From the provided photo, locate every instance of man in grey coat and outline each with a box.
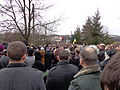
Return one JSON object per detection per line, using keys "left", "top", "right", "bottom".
{"left": 0, "top": 41, "right": 46, "bottom": 90}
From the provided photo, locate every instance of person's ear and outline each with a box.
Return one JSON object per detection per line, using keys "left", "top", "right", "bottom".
{"left": 57, "top": 56, "right": 60, "bottom": 61}
{"left": 104, "top": 85, "right": 109, "bottom": 90}
{"left": 6, "top": 53, "right": 8, "bottom": 56}
{"left": 80, "top": 58, "right": 84, "bottom": 66}
{"left": 22, "top": 54, "right": 27, "bottom": 62}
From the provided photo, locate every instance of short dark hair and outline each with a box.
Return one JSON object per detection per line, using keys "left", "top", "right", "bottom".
{"left": 7, "top": 41, "right": 27, "bottom": 61}
{"left": 27, "top": 48, "right": 34, "bottom": 56}
{"left": 80, "top": 47, "right": 98, "bottom": 65}
{"left": 59, "top": 50, "right": 69, "bottom": 60}
{"left": 100, "top": 51, "right": 120, "bottom": 90}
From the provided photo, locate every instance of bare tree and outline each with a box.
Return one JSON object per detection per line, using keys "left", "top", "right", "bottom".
{"left": 0, "top": 0, "right": 61, "bottom": 44}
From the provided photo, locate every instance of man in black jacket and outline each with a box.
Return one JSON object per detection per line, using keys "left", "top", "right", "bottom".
{"left": 0, "top": 41, "right": 46, "bottom": 90}
{"left": 46, "top": 49, "right": 78, "bottom": 90}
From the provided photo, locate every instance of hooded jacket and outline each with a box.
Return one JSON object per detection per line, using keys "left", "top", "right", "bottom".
{"left": 68, "top": 64, "right": 102, "bottom": 90}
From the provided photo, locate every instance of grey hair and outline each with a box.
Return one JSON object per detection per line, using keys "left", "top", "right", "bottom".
{"left": 89, "top": 45, "right": 99, "bottom": 55}
{"left": 80, "top": 47, "right": 98, "bottom": 65}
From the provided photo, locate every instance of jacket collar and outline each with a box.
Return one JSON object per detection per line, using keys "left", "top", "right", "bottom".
{"left": 7, "top": 63, "right": 26, "bottom": 68}
{"left": 57, "top": 60, "right": 69, "bottom": 65}
{"left": 74, "top": 64, "right": 100, "bottom": 78}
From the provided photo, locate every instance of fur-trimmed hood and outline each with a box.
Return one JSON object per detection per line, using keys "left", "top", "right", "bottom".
{"left": 74, "top": 64, "right": 100, "bottom": 78}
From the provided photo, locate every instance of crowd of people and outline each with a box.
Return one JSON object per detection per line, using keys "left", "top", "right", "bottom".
{"left": 0, "top": 41, "right": 120, "bottom": 90}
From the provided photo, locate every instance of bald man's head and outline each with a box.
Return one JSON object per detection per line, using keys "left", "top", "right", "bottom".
{"left": 80, "top": 47, "right": 98, "bottom": 65}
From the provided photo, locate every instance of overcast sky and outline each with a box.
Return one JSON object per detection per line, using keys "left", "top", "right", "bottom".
{"left": 0, "top": 0, "right": 120, "bottom": 35}
{"left": 45, "top": 0, "right": 120, "bottom": 35}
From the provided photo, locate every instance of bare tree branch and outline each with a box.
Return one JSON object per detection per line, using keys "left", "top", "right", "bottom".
{"left": 0, "top": 0, "right": 62, "bottom": 44}
{"left": 10, "top": 2, "right": 25, "bottom": 38}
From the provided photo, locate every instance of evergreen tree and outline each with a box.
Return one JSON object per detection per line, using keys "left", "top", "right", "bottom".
{"left": 72, "top": 10, "right": 112, "bottom": 45}
{"left": 70, "top": 26, "right": 82, "bottom": 44}
{"left": 70, "top": 34, "right": 75, "bottom": 44}
{"left": 91, "top": 10, "right": 104, "bottom": 44}
{"left": 81, "top": 17, "right": 93, "bottom": 44}
{"left": 75, "top": 26, "right": 82, "bottom": 44}
{"left": 81, "top": 10, "right": 112, "bottom": 45}
{"left": 101, "top": 32, "right": 113, "bottom": 44}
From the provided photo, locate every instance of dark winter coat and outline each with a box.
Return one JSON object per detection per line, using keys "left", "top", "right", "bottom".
{"left": 98, "top": 50, "right": 105, "bottom": 62}
{"left": 68, "top": 64, "right": 102, "bottom": 90}
{"left": 46, "top": 60, "right": 78, "bottom": 90}
{"left": 100, "top": 49, "right": 116, "bottom": 70}
{"left": 0, "top": 63, "right": 46, "bottom": 90}
{"left": 32, "top": 61, "right": 48, "bottom": 82}
{"left": 0, "top": 56, "right": 9, "bottom": 68}
{"left": 69, "top": 54, "right": 83, "bottom": 70}
{"left": 45, "top": 50, "right": 54, "bottom": 70}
